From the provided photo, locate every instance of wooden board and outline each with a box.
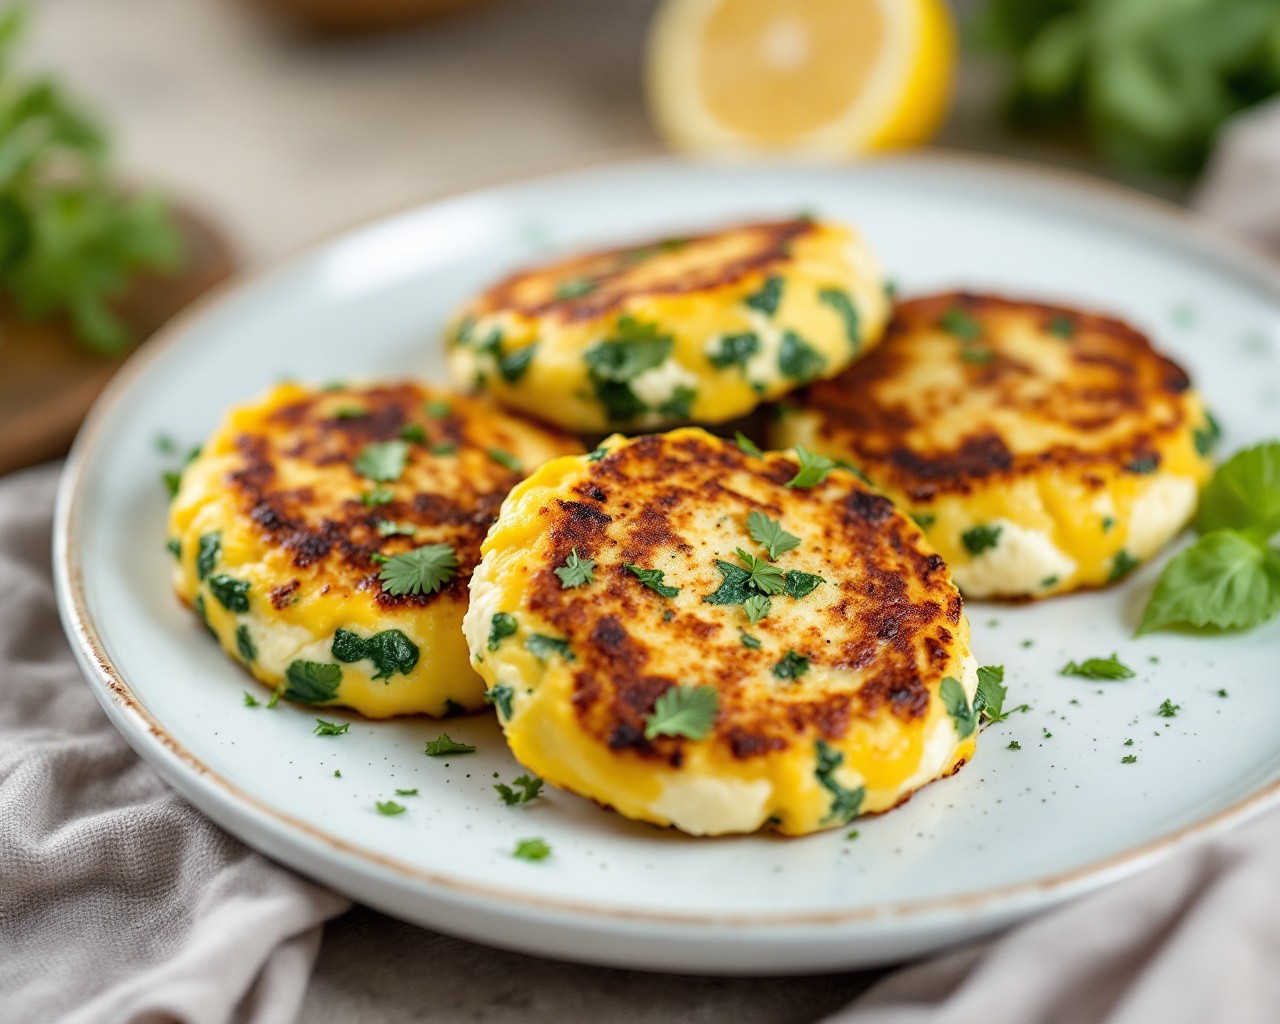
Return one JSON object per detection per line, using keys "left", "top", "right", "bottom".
{"left": 0, "top": 205, "right": 236, "bottom": 476}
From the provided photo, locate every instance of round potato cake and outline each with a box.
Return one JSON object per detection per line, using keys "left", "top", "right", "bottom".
{"left": 445, "top": 217, "right": 890, "bottom": 433}
{"left": 462, "top": 428, "right": 979, "bottom": 837}
{"left": 168, "top": 381, "right": 582, "bottom": 717}
{"left": 771, "top": 292, "right": 1217, "bottom": 599}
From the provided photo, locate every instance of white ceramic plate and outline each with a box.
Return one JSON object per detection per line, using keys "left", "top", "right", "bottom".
{"left": 56, "top": 154, "right": 1280, "bottom": 974}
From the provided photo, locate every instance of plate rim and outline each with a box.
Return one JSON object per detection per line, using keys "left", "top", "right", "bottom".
{"left": 53, "top": 148, "right": 1280, "bottom": 933}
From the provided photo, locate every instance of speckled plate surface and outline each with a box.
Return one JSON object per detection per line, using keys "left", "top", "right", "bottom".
{"left": 54, "top": 154, "right": 1280, "bottom": 974}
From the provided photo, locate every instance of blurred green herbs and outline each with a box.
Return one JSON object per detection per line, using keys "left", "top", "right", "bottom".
{"left": 971, "top": 0, "right": 1280, "bottom": 176}
{"left": 0, "top": 6, "right": 182, "bottom": 354}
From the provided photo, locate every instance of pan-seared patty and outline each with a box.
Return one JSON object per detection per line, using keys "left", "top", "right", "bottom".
{"left": 771, "top": 293, "right": 1217, "bottom": 599}
{"left": 167, "top": 381, "right": 582, "bottom": 717}
{"left": 462, "top": 428, "right": 978, "bottom": 836}
{"left": 446, "top": 217, "right": 890, "bottom": 433}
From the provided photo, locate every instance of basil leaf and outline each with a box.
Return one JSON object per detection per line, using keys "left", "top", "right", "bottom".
{"left": 1196, "top": 441, "right": 1280, "bottom": 540}
{"left": 1138, "top": 530, "right": 1280, "bottom": 635}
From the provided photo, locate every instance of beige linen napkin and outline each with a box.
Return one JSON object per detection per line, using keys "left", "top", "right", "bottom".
{"left": 1195, "top": 96, "right": 1280, "bottom": 249}
{"left": 0, "top": 465, "right": 348, "bottom": 1024}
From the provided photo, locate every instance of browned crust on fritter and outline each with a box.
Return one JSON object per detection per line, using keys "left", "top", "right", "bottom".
{"left": 461, "top": 218, "right": 816, "bottom": 323}
{"left": 522, "top": 431, "right": 963, "bottom": 763}
{"left": 224, "top": 383, "right": 576, "bottom": 610}
{"left": 797, "top": 292, "right": 1197, "bottom": 502}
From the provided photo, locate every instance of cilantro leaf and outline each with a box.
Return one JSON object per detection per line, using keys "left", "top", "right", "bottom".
{"left": 425, "top": 733, "right": 476, "bottom": 756}
{"left": 644, "top": 684, "right": 719, "bottom": 740}
{"left": 376, "top": 520, "right": 417, "bottom": 538}
{"left": 940, "top": 676, "right": 978, "bottom": 738}
{"left": 786, "top": 446, "right": 835, "bottom": 488}
{"left": 734, "top": 548, "right": 786, "bottom": 594}
{"left": 354, "top": 440, "right": 408, "bottom": 483}
{"left": 1138, "top": 530, "right": 1280, "bottom": 634}
{"left": 742, "top": 593, "right": 771, "bottom": 624}
{"left": 1061, "top": 653, "right": 1136, "bottom": 679}
{"left": 554, "top": 548, "right": 595, "bottom": 588}
{"left": 778, "top": 331, "right": 825, "bottom": 383}
{"left": 377, "top": 543, "right": 459, "bottom": 597}
{"left": 961, "top": 524, "right": 1002, "bottom": 555}
{"left": 495, "top": 773, "right": 544, "bottom": 805}
{"left": 783, "top": 570, "right": 824, "bottom": 598}
{"left": 772, "top": 649, "right": 810, "bottom": 680}
{"left": 734, "top": 431, "right": 763, "bottom": 458}
{"left": 748, "top": 510, "right": 800, "bottom": 560}
{"left": 331, "top": 627, "right": 420, "bottom": 680}
{"left": 313, "top": 718, "right": 349, "bottom": 736}
{"left": 243, "top": 691, "right": 259, "bottom": 707}
{"left": 360, "top": 487, "right": 394, "bottom": 507}
{"left": 513, "top": 837, "right": 551, "bottom": 861}
{"left": 818, "top": 287, "right": 860, "bottom": 349}
{"left": 744, "top": 275, "right": 783, "bottom": 316}
{"left": 625, "top": 563, "right": 680, "bottom": 598}
{"left": 1196, "top": 441, "right": 1280, "bottom": 540}
{"left": 207, "top": 573, "right": 250, "bottom": 613}
{"left": 814, "top": 740, "right": 864, "bottom": 824}
{"left": 525, "top": 633, "right": 573, "bottom": 662}
{"left": 484, "top": 684, "right": 514, "bottom": 720}
{"left": 375, "top": 800, "right": 406, "bottom": 816}
{"left": 488, "top": 612, "right": 517, "bottom": 651}
{"left": 974, "top": 664, "right": 1016, "bottom": 722}
{"left": 938, "top": 307, "right": 982, "bottom": 342}
{"left": 1158, "top": 699, "right": 1181, "bottom": 718}
{"left": 708, "top": 331, "right": 760, "bottom": 369}
{"left": 283, "top": 660, "right": 342, "bottom": 704}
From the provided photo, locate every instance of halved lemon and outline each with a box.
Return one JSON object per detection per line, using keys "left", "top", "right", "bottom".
{"left": 645, "top": 0, "right": 955, "bottom": 157}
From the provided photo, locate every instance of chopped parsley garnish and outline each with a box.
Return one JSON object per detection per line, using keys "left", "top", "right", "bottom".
{"left": 208, "top": 574, "right": 250, "bottom": 613}
{"left": 554, "top": 548, "right": 595, "bottom": 588}
{"left": 786, "top": 446, "right": 835, "bottom": 488}
{"left": 644, "top": 684, "right": 718, "bottom": 740}
{"left": 399, "top": 422, "right": 427, "bottom": 444}
{"left": 1218, "top": 688, "right": 1229, "bottom": 698}
{"left": 395, "top": 788, "right": 419, "bottom": 797}
{"left": 354, "top": 439, "right": 408, "bottom": 483}
{"left": 196, "top": 532, "right": 220, "bottom": 580}
{"left": 742, "top": 594, "right": 771, "bottom": 624}
{"left": 525, "top": 633, "right": 573, "bottom": 662}
{"left": 818, "top": 287, "right": 860, "bottom": 349}
{"left": 708, "top": 331, "right": 760, "bottom": 369}
{"left": 961, "top": 524, "right": 1002, "bottom": 556}
{"left": 424, "top": 399, "right": 451, "bottom": 418}
{"left": 1102, "top": 516, "right": 1116, "bottom": 533}
{"left": 235, "top": 624, "right": 256, "bottom": 663}
{"left": 814, "top": 740, "right": 864, "bottom": 824}
{"left": 283, "top": 660, "right": 342, "bottom": 704}
{"left": 938, "top": 307, "right": 982, "bottom": 342}
{"left": 1125, "top": 454, "right": 1160, "bottom": 475}
{"left": 1193, "top": 412, "right": 1222, "bottom": 456}
{"left": 360, "top": 487, "right": 394, "bottom": 507}
{"left": 658, "top": 385, "right": 697, "bottom": 419}
{"left": 1061, "top": 653, "right": 1135, "bottom": 680}
{"left": 555, "top": 277, "right": 597, "bottom": 299}
{"left": 431, "top": 443, "right": 457, "bottom": 456}
{"left": 960, "top": 346, "right": 995, "bottom": 365}
{"left": 375, "top": 800, "right": 406, "bottom": 816}
{"left": 1157, "top": 699, "right": 1181, "bottom": 718}
{"left": 582, "top": 315, "right": 673, "bottom": 422}
{"left": 425, "top": 733, "right": 476, "bottom": 756}
{"left": 734, "top": 548, "right": 786, "bottom": 594}
{"left": 740, "top": 630, "right": 762, "bottom": 649}
{"left": 452, "top": 316, "right": 475, "bottom": 346}
{"left": 376, "top": 520, "right": 417, "bottom": 537}
{"left": 734, "top": 431, "right": 763, "bottom": 458}
{"left": 331, "top": 627, "right": 420, "bottom": 680}
{"left": 744, "top": 275, "right": 783, "bottom": 316}
{"left": 974, "top": 665, "right": 1011, "bottom": 721}
{"left": 783, "top": 569, "right": 824, "bottom": 599}
{"left": 512, "top": 837, "right": 551, "bottom": 861}
{"left": 911, "top": 512, "right": 937, "bottom": 530}
{"left": 313, "top": 718, "right": 349, "bottom": 736}
{"left": 334, "top": 405, "right": 368, "bottom": 420}
{"left": 377, "top": 543, "right": 460, "bottom": 597}
{"left": 748, "top": 510, "right": 800, "bottom": 560}
{"left": 1008, "top": 740, "right": 1021, "bottom": 750}
{"left": 166, "top": 537, "right": 181, "bottom": 559}
{"left": 778, "top": 331, "right": 825, "bottom": 383}
{"left": 772, "top": 650, "right": 810, "bottom": 680}
{"left": 488, "top": 612, "right": 517, "bottom": 651}
{"left": 484, "top": 684, "right": 514, "bottom": 720}
{"left": 1047, "top": 314, "right": 1076, "bottom": 340}
{"left": 940, "top": 676, "right": 979, "bottom": 738}
{"left": 1121, "top": 754, "right": 1138, "bottom": 764}
{"left": 625, "top": 563, "right": 679, "bottom": 598}
{"left": 495, "top": 774, "right": 544, "bottom": 805}
{"left": 487, "top": 448, "right": 521, "bottom": 472}
{"left": 586, "top": 445, "right": 609, "bottom": 462}
{"left": 243, "top": 691, "right": 259, "bottom": 707}
{"left": 498, "top": 344, "right": 537, "bottom": 383}
{"left": 193, "top": 594, "right": 215, "bottom": 637}
{"left": 1109, "top": 549, "right": 1140, "bottom": 581}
